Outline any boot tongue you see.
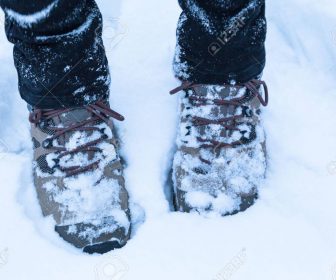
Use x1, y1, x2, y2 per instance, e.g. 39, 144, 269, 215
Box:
50, 108, 98, 149
57, 108, 92, 127
191, 85, 246, 119
188, 85, 248, 146
192, 84, 245, 100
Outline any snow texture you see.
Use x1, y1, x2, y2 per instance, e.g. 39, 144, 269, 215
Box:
1, 0, 336, 279
5, 1, 60, 27
172, 84, 266, 214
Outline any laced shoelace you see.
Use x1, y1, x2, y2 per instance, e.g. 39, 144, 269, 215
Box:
170, 79, 269, 151
29, 101, 124, 177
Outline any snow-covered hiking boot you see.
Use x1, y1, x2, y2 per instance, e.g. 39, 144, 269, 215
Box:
29, 101, 131, 254
170, 79, 269, 215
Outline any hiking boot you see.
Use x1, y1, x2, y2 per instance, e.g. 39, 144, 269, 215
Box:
170, 79, 269, 215
29, 101, 131, 254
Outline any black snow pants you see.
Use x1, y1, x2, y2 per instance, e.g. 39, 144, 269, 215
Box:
0, 0, 266, 109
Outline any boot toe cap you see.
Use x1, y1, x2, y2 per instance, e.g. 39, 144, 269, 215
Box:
55, 221, 130, 254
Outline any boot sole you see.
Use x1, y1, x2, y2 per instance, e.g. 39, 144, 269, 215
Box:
83, 240, 124, 254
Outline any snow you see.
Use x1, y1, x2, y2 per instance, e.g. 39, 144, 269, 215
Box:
4, 1, 60, 27
183, 0, 213, 34
1, 0, 336, 279
172, 82, 266, 214
184, 191, 213, 209
36, 11, 96, 41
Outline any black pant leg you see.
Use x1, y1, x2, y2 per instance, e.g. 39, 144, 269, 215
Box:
174, 0, 266, 84
0, 0, 110, 109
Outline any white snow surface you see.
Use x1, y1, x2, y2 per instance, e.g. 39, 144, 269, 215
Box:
1, 0, 336, 279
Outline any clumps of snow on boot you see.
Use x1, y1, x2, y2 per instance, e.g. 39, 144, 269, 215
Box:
172, 84, 267, 215
30, 104, 131, 247
37, 127, 130, 241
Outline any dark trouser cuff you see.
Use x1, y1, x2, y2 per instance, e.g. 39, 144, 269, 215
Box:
174, 0, 267, 84
1, 0, 110, 109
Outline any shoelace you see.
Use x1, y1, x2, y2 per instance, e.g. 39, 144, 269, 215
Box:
29, 101, 124, 177
170, 79, 269, 150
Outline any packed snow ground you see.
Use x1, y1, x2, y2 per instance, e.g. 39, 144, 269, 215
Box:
1, 0, 336, 279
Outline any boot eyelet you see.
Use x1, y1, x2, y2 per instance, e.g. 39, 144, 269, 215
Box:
39, 121, 47, 129
42, 139, 53, 149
